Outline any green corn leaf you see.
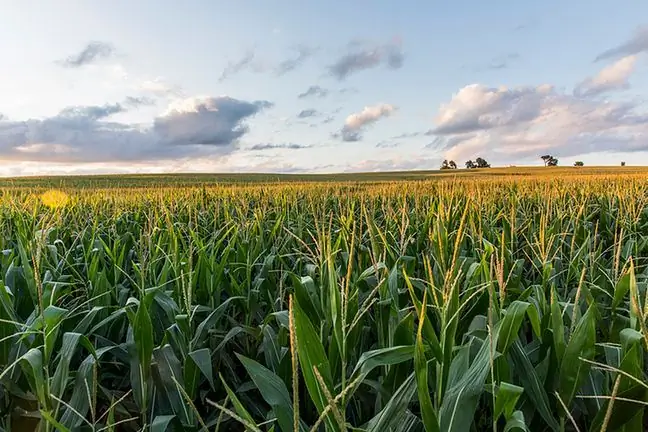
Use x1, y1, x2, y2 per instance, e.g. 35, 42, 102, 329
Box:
503, 410, 529, 432
612, 272, 631, 313
498, 301, 530, 354
403, 271, 442, 363
188, 348, 214, 390
365, 372, 417, 432
191, 296, 242, 349
494, 382, 524, 421
590, 384, 647, 431
509, 342, 559, 431
414, 290, 439, 432
60, 346, 117, 428
219, 374, 258, 428
291, 275, 322, 324
526, 303, 542, 339
40, 409, 72, 432
439, 333, 498, 432
557, 304, 596, 409
237, 354, 307, 432
153, 344, 192, 425
51, 332, 96, 405
151, 415, 176, 432
550, 288, 565, 364
262, 325, 283, 373
350, 345, 414, 382
43, 305, 68, 364
19, 348, 49, 409
292, 295, 339, 432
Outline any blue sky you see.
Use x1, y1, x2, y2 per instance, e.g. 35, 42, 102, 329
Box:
1, 0, 648, 175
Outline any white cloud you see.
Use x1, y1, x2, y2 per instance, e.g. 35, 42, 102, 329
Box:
339, 103, 396, 141
344, 155, 439, 172
139, 78, 183, 97
429, 83, 648, 163
329, 39, 404, 80
575, 55, 638, 97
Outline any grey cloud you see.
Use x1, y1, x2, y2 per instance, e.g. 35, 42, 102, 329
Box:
248, 143, 311, 150
487, 53, 520, 70
297, 109, 318, 118
392, 132, 422, 139
0, 96, 272, 163
298, 85, 329, 99
376, 141, 399, 148
329, 40, 404, 80
513, 18, 537, 32
58, 103, 124, 120
385, 44, 404, 68
60, 41, 115, 68
55, 97, 156, 122
124, 96, 156, 107
596, 26, 648, 61
219, 45, 314, 81
276, 45, 315, 75
425, 134, 476, 150
219, 51, 256, 82
154, 97, 272, 146
339, 130, 361, 142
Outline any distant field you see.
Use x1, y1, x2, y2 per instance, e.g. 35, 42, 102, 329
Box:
1, 165, 647, 189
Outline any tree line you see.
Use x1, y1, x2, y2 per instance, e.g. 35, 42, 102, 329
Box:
440, 157, 490, 170
440, 154, 627, 170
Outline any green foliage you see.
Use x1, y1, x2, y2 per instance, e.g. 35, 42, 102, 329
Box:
0, 174, 647, 430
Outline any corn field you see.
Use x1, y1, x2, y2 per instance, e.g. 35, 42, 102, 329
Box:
1, 175, 648, 431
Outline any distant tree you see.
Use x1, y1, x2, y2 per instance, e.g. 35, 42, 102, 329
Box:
541, 155, 552, 166
465, 160, 476, 169
448, 160, 457, 169
475, 157, 491, 168
440, 160, 450, 170
621, 161, 626, 166
542, 155, 558, 166
574, 161, 584, 167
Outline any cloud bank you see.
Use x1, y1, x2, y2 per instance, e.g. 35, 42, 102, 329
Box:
429, 82, 648, 163
0, 96, 272, 163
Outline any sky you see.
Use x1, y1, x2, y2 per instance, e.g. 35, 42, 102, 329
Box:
1, 0, 648, 175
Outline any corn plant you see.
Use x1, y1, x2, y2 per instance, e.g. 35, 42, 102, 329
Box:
0, 174, 647, 430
